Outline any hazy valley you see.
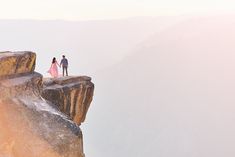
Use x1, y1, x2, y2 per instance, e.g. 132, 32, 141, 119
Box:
1, 15, 235, 157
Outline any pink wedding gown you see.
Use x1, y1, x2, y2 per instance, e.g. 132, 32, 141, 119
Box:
48, 62, 59, 78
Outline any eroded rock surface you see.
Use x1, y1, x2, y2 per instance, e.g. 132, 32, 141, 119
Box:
0, 51, 94, 157
42, 76, 94, 125
0, 51, 36, 78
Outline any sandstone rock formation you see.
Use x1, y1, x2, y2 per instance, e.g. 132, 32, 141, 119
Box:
0, 51, 94, 157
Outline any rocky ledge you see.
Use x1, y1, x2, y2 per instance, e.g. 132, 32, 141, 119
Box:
0, 51, 94, 157
42, 76, 94, 125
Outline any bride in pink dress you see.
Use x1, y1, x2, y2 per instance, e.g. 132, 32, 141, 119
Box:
48, 57, 60, 78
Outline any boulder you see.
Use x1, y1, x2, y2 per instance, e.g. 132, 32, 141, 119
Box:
0, 51, 36, 78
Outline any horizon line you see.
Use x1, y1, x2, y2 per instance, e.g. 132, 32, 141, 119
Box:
0, 12, 234, 22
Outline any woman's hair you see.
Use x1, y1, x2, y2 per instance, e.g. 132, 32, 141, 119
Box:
52, 57, 56, 63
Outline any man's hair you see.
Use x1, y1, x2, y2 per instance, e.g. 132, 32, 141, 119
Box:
62, 55, 65, 58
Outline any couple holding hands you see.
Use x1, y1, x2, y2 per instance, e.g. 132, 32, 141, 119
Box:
48, 55, 69, 78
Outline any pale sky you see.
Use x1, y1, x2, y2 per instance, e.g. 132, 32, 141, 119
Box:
0, 0, 235, 20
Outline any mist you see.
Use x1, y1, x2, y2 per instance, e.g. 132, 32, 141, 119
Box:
1, 15, 235, 157
0, 17, 185, 76
83, 15, 235, 157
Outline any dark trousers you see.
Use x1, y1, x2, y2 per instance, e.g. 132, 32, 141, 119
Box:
63, 66, 68, 76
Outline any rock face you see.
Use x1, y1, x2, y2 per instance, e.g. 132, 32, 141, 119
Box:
0, 51, 36, 78
0, 72, 43, 98
0, 51, 94, 157
42, 76, 94, 125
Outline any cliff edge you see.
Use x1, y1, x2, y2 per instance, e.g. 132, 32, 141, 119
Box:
0, 51, 94, 157
42, 76, 94, 125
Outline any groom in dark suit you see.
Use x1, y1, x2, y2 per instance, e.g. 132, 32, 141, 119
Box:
60, 55, 69, 76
